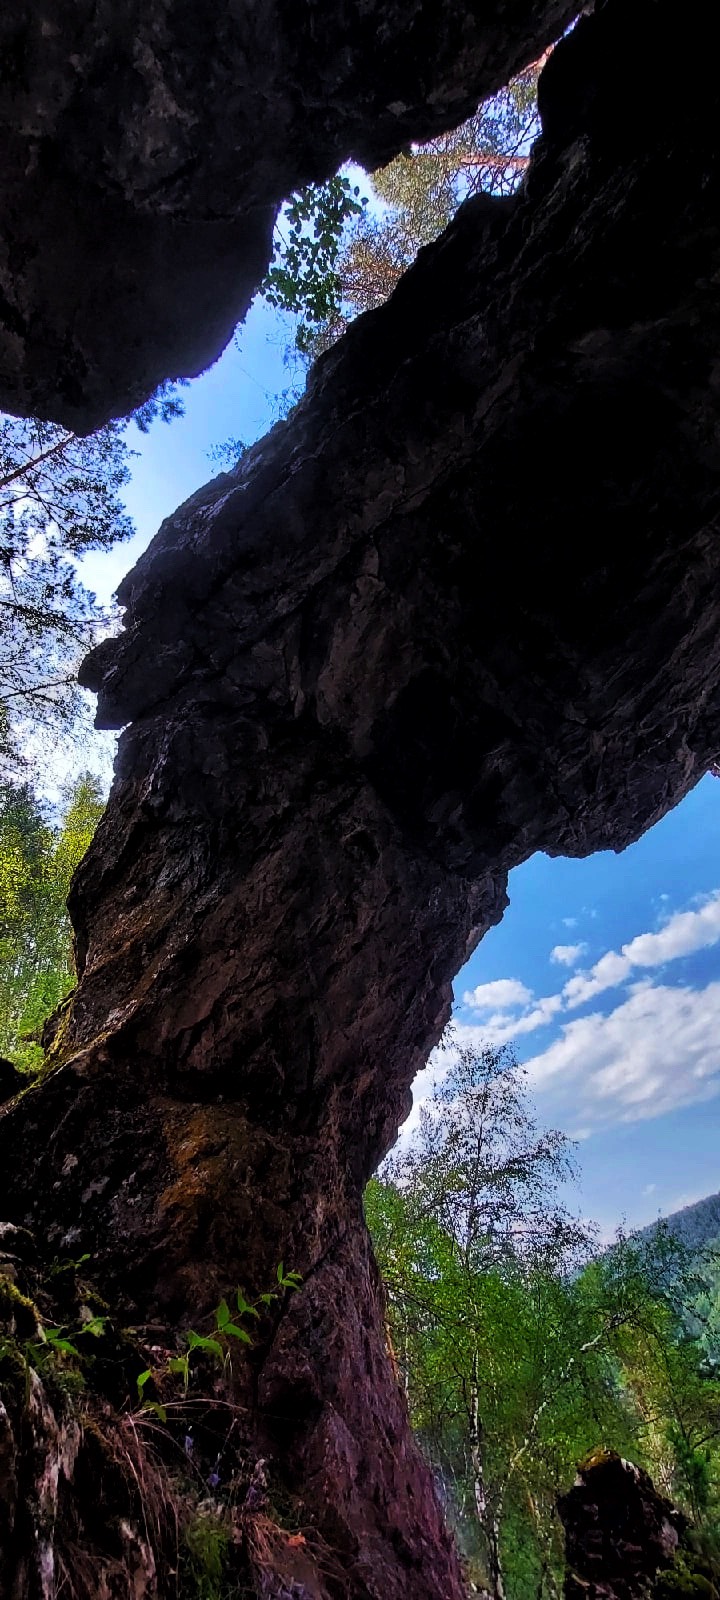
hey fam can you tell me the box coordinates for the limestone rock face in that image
[0,0,574,430]
[1,0,720,1593]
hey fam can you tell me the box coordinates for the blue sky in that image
[441,775,720,1237]
[78,292,720,1241]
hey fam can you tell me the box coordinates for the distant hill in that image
[635,1191,720,1255]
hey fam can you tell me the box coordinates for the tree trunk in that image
[469,1356,505,1600]
[0,431,74,493]
[524,1485,561,1600]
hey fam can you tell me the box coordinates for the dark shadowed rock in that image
[0,1059,25,1105]
[0,0,575,430]
[558,1450,683,1599]
[1,0,720,1592]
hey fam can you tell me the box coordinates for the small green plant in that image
[168,1353,191,1391]
[80,1313,109,1338]
[0,1265,110,1406]
[23,1309,110,1387]
[49,1251,91,1277]
[135,1366,167,1422]
[36,1325,81,1358]
[28,1306,108,1358]
[182,1506,232,1600]
[276,1263,303,1292]
[136,1266,302,1417]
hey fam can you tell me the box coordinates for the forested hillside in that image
[638,1193,720,1257]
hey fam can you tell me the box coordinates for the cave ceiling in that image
[0,0,575,430]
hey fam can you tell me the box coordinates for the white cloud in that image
[511,994,564,1035]
[462,977,532,1013]
[562,917,578,929]
[563,950,632,1007]
[643,1183,656,1196]
[524,981,720,1129]
[623,891,720,967]
[452,1013,521,1048]
[449,992,565,1053]
[550,942,588,967]
[409,968,720,1147]
[444,890,720,1139]
[561,889,720,1010]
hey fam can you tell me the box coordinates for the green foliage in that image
[137,1272,302,1417]
[657,1552,719,1598]
[131,382,186,434]
[0,1269,110,1404]
[275,60,540,362]
[277,1264,302,1290]
[135,1365,167,1421]
[366,1045,720,1597]
[49,1251,92,1277]
[30,1325,82,1361]
[577,1230,720,1526]
[0,385,182,763]
[182,1508,232,1600]
[0,774,104,1068]
[0,415,128,764]
[367,1045,595,1595]
[263,174,366,352]
[207,436,248,472]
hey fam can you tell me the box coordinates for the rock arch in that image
[1,0,720,1592]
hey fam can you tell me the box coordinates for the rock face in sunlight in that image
[2,0,720,1594]
[558,1451,683,1599]
[0,0,575,432]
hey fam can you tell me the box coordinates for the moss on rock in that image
[0,1272,39,1339]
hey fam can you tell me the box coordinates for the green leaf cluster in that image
[136,1270,302,1416]
[0,384,182,764]
[0,773,104,1069]
[271,60,541,363]
[263,175,366,352]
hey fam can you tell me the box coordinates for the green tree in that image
[263,175,366,354]
[368,1044,592,1596]
[0,774,104,1069]
[367,1046,720,1597]
[266,59,542,359]
[583,1230,720,1530]
[0,386,182,768]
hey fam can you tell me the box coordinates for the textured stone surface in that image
[558,1450,682,1599]
[0,0,574,431]
[0,1226,166,1600]
[1,0,720,1592]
